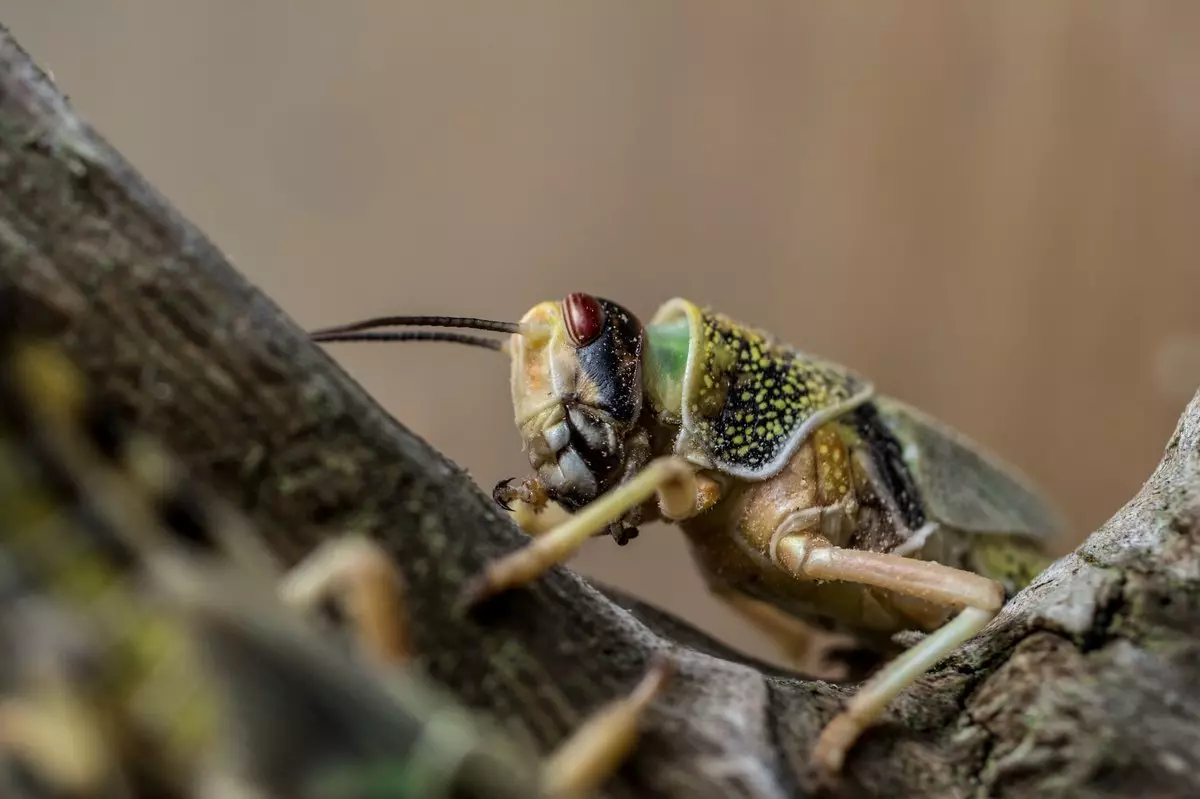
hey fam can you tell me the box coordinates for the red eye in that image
[563,293,606,346]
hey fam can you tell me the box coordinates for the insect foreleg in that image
[277,535,410,667]
[511,500,571,537]
[540,655,674,799]
[459,456,697,608]
[772,530,1004,776]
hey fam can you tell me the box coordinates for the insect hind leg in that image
[772,531,1005,778]
[814,606,993,773]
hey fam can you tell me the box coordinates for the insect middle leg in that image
[710,588,879,680]
[540,655,675,799]
[460,456,698,607]
[771,522,1004,776]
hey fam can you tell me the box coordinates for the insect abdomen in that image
[966,534,1055,598]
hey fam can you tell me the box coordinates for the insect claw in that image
[492,477,517,512]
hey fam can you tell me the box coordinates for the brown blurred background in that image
[8,3,1200,665]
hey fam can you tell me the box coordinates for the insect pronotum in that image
[312,293,1062,777]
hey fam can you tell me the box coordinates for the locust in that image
[0,287,672,798]
[311,292,1064,777]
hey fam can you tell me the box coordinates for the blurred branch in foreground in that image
[2,23,1200,799]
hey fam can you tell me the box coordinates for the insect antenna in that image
[309,314,519,351]
[310,330,506,350]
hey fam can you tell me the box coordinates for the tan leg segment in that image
[713,589,816,666]
[0,689,113,793]
[511,500,571,537]
[713,588,882,681]
[277,536,410,667]
[459,457,696,607]
[540,656,674,799]
[774,534,1004,775]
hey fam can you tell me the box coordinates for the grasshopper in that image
[0,289,672,798]
[312,293,1063,776]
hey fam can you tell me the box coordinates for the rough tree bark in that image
[1,24,1197,799]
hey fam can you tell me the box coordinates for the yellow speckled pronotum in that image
[313,293,1065,777]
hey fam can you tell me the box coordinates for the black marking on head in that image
[573,298,644,426]
[848,404,926,532]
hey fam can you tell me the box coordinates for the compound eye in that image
[563,293,606,346]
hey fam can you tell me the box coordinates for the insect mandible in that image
[311,293,1064,776]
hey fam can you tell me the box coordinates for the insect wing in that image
[872,395,1066,540]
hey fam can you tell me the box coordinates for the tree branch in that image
[1,24,1198,798]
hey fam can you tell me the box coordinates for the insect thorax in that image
[645,300,873,480]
